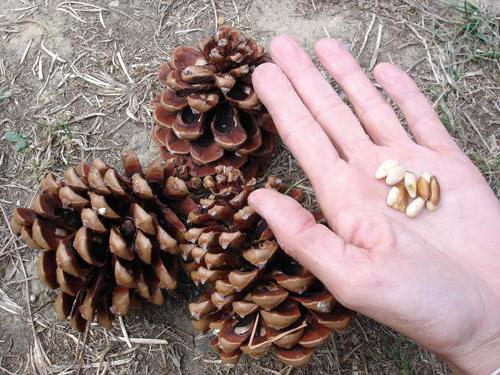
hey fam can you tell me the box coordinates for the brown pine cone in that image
[183,173,355,368]
[10,152,196,331]
[152,25,277,179]
[11,157,355,368]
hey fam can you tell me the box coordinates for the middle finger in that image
[315,38,411,147]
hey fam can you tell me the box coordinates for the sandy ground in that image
[1,0,498,374]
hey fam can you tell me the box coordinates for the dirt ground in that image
[0,0,498,374]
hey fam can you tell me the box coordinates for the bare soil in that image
[1,0,498,374]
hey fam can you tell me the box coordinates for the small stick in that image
[106,117,129,136]
[112,336,170,345]
[5,276,37,285]
[357,13,376,59]
[38,56,44,81]
[323,26,330,38]
[40,39,67,63]
[247,313,260,348]
[118,316,132,348]
[369,23,383,71]
[210,0,218,31]
[232,0,240,22]
[248,321,307,350]
[20,39,33,65]
[99,10,106,29]
[116,51,134,83]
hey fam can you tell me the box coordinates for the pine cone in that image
[11,156,355,368]
[10,152,195,332]
[152,25,277,179]
[183,173,355,368]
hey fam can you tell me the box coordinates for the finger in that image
[315,38,411,146]
[269,35,371,157]
[248,189,368,296]
[374,63,460,152]
[252,62,348,197]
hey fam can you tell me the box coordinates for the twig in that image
[210,0,218,31]
[67,112,106,124]
[357,14,376,59]
[106,118,130,136]
[112,336,170,345]
[50,358,132,372]
[118,316,132,348]
[464,112,492,152]
[20,39,33,65]
[323,26,330,38]
[248,321,307,350]
[369,23,383,70]
[75,323,91,375]
[116,50,134,84]
[406,23,440,83]
[247,313,259,348]
[40,39,67,63]
[5,276,37,285]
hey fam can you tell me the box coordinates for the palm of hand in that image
[248,35,500,373]
[337,145,500,357]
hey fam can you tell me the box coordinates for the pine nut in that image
[404,172,417,198]
[387,184,409,212]
[428,176,440,208]
[417,175,431,200]
[406,197,425,218]
[375,159,399,179]
[385,165,406,185]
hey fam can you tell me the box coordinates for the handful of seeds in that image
[375,160,441,218]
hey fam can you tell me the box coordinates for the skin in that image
[248,35,500,374]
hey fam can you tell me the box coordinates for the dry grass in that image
[0,0,498,374]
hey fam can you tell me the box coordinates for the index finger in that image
[253,63,348,197]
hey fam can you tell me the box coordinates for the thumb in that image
[248,188,359,295]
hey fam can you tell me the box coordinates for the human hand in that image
[249,35,500,374]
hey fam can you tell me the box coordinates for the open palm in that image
[249,36,500,374]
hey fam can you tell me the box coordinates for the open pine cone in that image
[10,152,198,331]
[183,173,356,367]
[11,155,354,367]
[152,25,277,179]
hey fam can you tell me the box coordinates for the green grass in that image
[387,335,416,375]
[457,1,499,62]
[56,120,73,140]
[3,130,29,152]
[461,1,497,42]
[0,87,12,105]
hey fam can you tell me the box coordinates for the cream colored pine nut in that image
[385,165,406,185]
[406,197,425,218]
[375,159,399,179]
